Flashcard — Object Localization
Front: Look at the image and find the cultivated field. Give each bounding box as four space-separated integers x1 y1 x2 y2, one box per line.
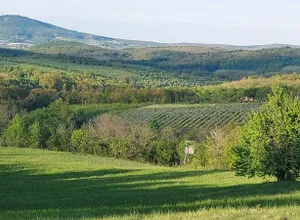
118 103 259 132
1 147 300 220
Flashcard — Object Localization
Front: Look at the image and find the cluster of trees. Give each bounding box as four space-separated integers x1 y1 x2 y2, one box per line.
5 65 300 110
131 47 300 77
194 87 272 103
194 74 300 103
0 66 201 112
1 100 184 166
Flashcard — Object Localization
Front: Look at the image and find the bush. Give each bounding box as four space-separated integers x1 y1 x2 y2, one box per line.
192 125 239 169
3 114 26 147
71 129 89 153
150 139 180 166
233 87 300 181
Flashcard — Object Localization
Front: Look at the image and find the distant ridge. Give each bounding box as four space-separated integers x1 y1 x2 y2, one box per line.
0 15 163 49
0 15 299 50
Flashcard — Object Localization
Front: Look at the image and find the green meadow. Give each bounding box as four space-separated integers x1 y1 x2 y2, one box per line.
1 147 300 220
0 58 135 77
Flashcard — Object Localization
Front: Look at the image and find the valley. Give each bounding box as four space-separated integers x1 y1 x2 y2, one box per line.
1 13 300 220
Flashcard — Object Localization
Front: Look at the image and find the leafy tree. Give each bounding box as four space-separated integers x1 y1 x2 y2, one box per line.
29 120 41 149
151 139 180 166
3 114 26 147
71 129 89 153
0 104 11 134
233 87 300 181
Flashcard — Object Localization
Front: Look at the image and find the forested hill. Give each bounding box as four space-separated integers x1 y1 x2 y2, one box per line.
2 41 300 82
0 15 163 49
28 41 300 80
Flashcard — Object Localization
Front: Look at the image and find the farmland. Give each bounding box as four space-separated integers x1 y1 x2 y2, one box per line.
118 103 260 132
1 147 300 220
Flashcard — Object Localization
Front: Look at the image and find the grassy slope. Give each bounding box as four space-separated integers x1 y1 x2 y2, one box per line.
1 147 300 220
0 58 135 78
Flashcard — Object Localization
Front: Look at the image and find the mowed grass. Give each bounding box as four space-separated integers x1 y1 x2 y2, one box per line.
1 148 300 220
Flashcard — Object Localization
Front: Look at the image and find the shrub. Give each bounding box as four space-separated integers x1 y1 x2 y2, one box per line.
71 129 89 153
3 114 26 147
233 87 300 181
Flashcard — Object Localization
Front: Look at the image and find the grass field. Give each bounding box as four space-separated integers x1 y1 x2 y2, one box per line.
0 58 135 77
1 147 300 220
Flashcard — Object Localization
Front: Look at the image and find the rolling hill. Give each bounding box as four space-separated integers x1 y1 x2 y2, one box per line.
27 41 300 81
0 15 163 49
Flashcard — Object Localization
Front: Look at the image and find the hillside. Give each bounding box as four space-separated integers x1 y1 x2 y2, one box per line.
4 42 300 86
29 41 300 80
118 103 259 134
0 15 163 49
1 147 300 220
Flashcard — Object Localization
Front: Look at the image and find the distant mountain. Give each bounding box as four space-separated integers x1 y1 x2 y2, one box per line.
1 15 300 51
0 15 164 49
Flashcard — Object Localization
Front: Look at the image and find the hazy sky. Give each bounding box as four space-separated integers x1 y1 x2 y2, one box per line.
1 0 300 45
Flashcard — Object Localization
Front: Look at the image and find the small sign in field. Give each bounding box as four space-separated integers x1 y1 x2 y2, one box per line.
185 146 195 155
183 141 195 165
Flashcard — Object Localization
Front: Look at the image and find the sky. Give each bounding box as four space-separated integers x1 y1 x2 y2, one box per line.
1 0 300 45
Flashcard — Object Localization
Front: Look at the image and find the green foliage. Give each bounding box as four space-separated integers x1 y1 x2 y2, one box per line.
28 120 41 149
195 86 273 103
234 87 300 181
0 103 16 134
150 139 180 166
3 114 26 147
87 115 155 162
192 125 239 169
3 100 73 151
71 129 89 153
